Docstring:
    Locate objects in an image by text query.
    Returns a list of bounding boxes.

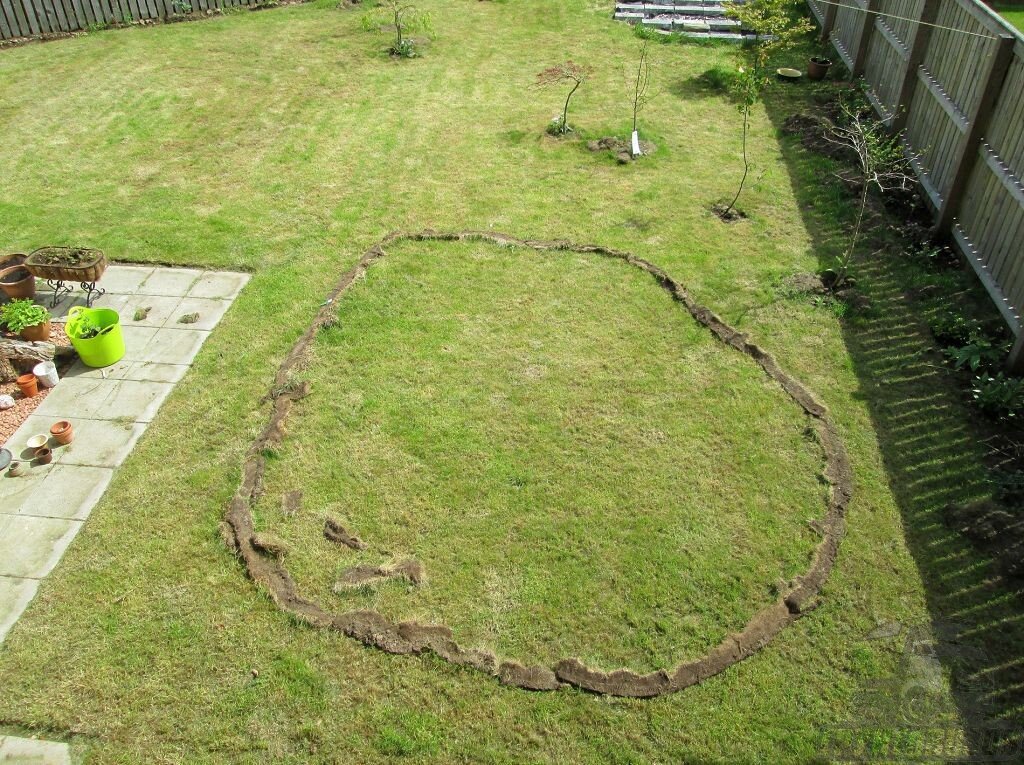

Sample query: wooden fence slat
[17,0,40,33]
[0,0,14,38]
[936,34,1016,232]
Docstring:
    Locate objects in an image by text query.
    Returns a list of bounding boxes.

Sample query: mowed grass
[0,1,1002,762]
[257,238,825,672]
[993,5,1024,30]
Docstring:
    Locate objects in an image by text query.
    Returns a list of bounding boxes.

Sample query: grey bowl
[0,448,11,472]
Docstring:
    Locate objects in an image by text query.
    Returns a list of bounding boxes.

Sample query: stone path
[0,265,248,645]
[0,734,70,763]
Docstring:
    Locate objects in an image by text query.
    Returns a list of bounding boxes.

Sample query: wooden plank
[952,223,1022,333]
[16,0,40,34]
[852,0,879,76]
[917,66,970,135]
[905,140,943,210]
[87,0,105,24]
[893,1,938,134]
[0,0,14,38]
[936,33,1016,232]
[49,0,70,30]
[875,16,909,62]
[830,30,855,71]
[66,0,88,27]
[821,0,837,43]
[982,142,1024,210]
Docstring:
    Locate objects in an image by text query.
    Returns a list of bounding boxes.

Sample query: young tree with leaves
[362,0,432,58]
[719,0,812,217]
[535,61,591,136]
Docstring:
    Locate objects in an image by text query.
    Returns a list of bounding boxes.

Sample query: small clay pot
[16,373,38,398]
[20,320,52,342]
[50,420,74,445]
[807,56,833,81]
[34,447,53,465]
[8,461,27,477]
[0,254,35,300]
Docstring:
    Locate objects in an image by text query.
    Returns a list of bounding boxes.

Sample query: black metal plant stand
[45,279,105,308]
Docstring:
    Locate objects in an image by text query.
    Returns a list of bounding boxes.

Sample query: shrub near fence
[0,0,267,41]
[808,0,1024,369]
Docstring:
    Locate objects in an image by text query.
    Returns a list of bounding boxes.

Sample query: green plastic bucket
[66,306,126,368]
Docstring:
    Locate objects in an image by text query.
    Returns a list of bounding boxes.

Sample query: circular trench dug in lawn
[223,231,852,698]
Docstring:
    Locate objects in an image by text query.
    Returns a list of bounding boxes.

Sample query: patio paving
[0,265,249,647]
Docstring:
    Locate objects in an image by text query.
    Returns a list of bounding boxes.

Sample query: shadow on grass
[761,85,1024,760]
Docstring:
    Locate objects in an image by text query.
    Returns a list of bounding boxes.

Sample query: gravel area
[0,323,73,446]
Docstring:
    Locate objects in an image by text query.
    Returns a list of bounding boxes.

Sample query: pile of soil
[29,248,99,267]
[711,202,747,223]
[587,136,656,164]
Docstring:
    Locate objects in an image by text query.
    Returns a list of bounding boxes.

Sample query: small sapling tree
[718,0,812,219]
[362,0,432,58]
[535,61,591,136]
[818,98,916,289]
[629,40,653,156]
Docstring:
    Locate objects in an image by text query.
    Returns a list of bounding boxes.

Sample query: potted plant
[25,246,107,283]
[0,254,36,299]
[808,55,833,81]
[0,298,51,341]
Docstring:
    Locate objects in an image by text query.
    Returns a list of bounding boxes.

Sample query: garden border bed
[221,229,854,698]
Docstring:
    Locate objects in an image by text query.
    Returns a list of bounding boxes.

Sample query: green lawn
[994,4,1024,31]
[0,1,1020,762]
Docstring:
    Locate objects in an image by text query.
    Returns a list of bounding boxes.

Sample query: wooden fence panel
[831,0,867,70]
[808,0,1024,367]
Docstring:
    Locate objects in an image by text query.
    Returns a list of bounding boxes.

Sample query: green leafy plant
[992,468,1024,505]
[0,299,49,334]
[971,372,1024,421]
[535,61,591,136]
[944,334,1008,372]
[718,0,812,218]
[930,312,983,348]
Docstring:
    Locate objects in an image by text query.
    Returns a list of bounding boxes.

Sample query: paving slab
[128,328,208,365]
[188,271,249,300]
[118,295,184,328]
[137,268,203,296]
[0,577,40,643]
[0,734,71,764]
[65,359,189,384]
[0,515,82,579]
[167,297,231,330]
[7,465,114,521]
[33,378,174,424]
[56,418,146,468]
[95,265,156,294]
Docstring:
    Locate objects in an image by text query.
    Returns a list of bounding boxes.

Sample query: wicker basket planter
[25,247,107,283]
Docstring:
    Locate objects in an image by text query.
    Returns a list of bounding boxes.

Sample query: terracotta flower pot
[807,56,833,81]
[16,373,38,398]
[20,320,51,342]
[0,254,36,300]
[50,420,74,445]
[34,447,53,465]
